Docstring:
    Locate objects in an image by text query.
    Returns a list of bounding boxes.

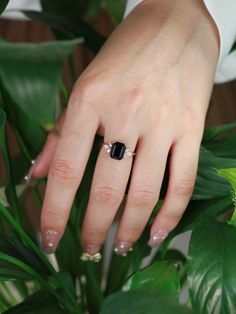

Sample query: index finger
[41,96,99,254]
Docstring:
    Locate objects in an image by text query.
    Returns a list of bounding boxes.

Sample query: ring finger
[81,131,138,256]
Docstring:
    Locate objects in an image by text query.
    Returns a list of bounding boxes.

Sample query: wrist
[136,0,220,62]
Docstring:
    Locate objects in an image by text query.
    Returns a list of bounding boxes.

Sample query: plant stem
[105,253,132,295]
[85,263,103,314]
[0,282,17,305]
[13,280,29,300]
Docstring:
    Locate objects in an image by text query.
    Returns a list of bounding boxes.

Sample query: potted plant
[0,1,236,313]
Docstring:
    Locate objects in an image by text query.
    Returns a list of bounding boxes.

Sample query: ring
[103,141,136,160]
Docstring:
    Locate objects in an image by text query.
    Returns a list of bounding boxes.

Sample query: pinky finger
[148,135,201,247]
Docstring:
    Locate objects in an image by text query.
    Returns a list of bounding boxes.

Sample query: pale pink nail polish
[41,229,61,254]
[148,229,169,248]
[114,241,133,256]
[84,243,101,255]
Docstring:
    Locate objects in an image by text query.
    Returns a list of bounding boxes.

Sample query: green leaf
[104,0,126,24]
[48,271,75,296]
[122,261,180,297]
[215,168,236,193]
[0,233,50,279]
[40,0,102,18]
[0,39,80,129]
[215,168,236,226]
[0,0,9,15]
[4,290,67,314]
[193,147,235,200]
[188,218,236,314]
[203,122,236,142]
[203,129,236,159]
[0,267,32,281]
[85,0,102,19]
[23,10,105,54]
[0,184,81,312]
[101,291,195,314]
[174,197,232,235]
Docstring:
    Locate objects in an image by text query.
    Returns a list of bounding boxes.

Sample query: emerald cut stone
[110,141,126,160]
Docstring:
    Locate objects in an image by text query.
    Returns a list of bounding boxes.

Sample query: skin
[30,0,220,256]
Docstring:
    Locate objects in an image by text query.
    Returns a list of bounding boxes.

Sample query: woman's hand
[28,0,219,256]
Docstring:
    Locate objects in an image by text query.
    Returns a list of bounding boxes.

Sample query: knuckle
[93,186,123,205]
[51,159,79,181]
[172,180,194,196]
[182,109,204,137]
[128,189,157,207]
[72,75,102,111]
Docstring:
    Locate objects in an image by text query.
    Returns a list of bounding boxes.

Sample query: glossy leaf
[0,40,80,129]
[193,147,235,200]
[101,291,195,314]
[174,197,233,235]
[122,261,180,297]
[203,130,236,159]
[188,218,236,314]
[0,0,8,15]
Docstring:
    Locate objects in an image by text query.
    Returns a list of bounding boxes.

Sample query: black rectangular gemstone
[110,141,126,160]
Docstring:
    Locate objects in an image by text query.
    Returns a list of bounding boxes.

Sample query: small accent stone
[110,141,126,160]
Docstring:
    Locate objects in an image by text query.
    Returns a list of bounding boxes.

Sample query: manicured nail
[114,241,133,256]
[148,229,169,248]
[41,229,61,254]
[80,243,102,262]
[84,243,101,255]
[24,155,41,187]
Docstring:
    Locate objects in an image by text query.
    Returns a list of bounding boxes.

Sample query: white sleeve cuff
[202,0,236,83]
[203,0,236,66]
[124,0,236,83]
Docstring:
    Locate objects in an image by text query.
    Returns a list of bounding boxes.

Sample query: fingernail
[24,155,41,187]
[148,229,169,248]
[41,229,61,254]
[114,241,133,256]
[84,243,101,255]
